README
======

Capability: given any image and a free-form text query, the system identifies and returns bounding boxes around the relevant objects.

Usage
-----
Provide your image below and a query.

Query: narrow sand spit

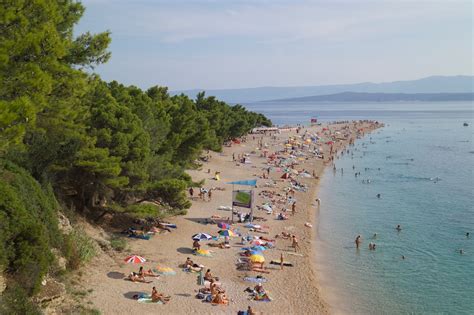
[78,121,380,315]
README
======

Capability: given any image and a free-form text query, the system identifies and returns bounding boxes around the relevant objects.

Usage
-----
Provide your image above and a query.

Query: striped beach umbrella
[192,233,213,241]
[124,255,146,264]
[218,229,235,237]
[217,222,231,229]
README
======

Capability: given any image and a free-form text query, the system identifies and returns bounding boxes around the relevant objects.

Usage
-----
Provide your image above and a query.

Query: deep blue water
[244,101,474,314]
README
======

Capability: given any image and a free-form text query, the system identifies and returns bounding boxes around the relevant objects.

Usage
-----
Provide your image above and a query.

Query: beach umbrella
[217,222,231,229]
[218,230,235,237]
[154,266,176,275]
[250,245,267,252]
[250,254,265,263]
[192,233,213,241]
[124,255,146,264]
[195,249,212,257]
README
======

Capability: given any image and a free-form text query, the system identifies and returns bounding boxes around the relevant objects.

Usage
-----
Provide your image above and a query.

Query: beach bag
[195,292,205,299]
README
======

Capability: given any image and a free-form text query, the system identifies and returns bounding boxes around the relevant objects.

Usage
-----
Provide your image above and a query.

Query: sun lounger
[270,260,293,267]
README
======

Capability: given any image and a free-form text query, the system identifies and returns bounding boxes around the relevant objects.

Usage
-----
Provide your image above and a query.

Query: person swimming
[467,232,470,238]
[372,233,377,239]
[396,225,402,231]
[376,193,381,198]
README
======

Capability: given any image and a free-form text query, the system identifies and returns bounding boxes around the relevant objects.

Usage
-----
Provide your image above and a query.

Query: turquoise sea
[244,101,474,314]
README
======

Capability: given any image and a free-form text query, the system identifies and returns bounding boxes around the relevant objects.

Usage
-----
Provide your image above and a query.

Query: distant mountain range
[171,75,474,103]
[268,92,474,103]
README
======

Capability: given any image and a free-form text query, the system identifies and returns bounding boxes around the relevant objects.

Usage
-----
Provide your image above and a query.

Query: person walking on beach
[355,235,362,249]
[292,235,300,252]
[189,187,194,199]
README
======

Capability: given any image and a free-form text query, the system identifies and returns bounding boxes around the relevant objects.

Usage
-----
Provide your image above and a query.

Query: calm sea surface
[244,101,474,314]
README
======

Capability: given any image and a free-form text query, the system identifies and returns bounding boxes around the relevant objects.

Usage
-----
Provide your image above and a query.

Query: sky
[75,0,473,90]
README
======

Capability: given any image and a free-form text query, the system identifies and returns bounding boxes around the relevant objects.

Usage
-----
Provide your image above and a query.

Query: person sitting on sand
[252,283,270,301]
[128,272,147,283]
[205,269,219,282]
[193,239,201,251]
[184,257,202,272]
[151,286,170,304]
[210,279,225,295]
[211,291,229,305]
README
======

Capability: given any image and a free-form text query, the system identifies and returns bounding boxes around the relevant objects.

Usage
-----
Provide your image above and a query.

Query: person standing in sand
[291,202,296,215]
[292,235,300,252]
[208,189,212,201]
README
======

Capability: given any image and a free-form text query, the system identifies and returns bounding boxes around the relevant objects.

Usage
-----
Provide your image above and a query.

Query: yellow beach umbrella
[250,254,265,263]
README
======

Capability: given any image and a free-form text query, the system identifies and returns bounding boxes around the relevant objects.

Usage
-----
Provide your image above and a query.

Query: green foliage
[0,0,271,303]
[147,179,191,211]
[0,284,42,315]
[0,160,58,295]
[125,204,160,218]
[109,238,127,252]
[62,230,96,270]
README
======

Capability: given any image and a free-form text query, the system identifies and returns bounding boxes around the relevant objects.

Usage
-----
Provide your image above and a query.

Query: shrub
[0,160,58,295]
[0,284,42,315]
[110,238,127,252]
[62,230,96,270]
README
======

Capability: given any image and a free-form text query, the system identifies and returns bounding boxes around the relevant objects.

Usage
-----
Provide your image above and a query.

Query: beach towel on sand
[252,292,272,302]
[128,234,151,240]
[243,276,267,283]
[138,298,164,304]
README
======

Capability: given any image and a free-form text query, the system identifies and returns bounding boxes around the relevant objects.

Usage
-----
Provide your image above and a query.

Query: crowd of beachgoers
[78,120,382,314]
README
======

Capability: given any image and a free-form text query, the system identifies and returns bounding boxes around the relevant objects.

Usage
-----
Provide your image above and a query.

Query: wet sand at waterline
[77,121,380,315]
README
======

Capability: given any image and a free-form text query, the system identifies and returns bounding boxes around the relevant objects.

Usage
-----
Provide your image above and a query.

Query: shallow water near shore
[244,101,474,314]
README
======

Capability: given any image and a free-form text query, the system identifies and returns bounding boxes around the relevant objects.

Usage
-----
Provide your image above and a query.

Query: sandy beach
[75,121,381,315]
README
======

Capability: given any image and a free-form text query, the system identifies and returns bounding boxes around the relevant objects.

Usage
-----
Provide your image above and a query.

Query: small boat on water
[463,122,469,126]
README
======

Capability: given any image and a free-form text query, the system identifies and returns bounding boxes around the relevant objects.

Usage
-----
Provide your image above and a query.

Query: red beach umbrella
[124,255,146,264]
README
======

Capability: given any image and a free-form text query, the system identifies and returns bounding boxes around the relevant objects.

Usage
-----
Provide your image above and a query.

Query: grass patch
[110,237,127,252]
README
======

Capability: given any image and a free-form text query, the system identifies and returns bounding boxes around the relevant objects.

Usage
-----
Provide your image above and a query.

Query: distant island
[266,92,474,103]
[172,75,474,103]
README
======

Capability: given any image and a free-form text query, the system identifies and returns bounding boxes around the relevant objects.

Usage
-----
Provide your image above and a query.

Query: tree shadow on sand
[177,247,194,254]
[185,218,210,225]
[107,271,125,279]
